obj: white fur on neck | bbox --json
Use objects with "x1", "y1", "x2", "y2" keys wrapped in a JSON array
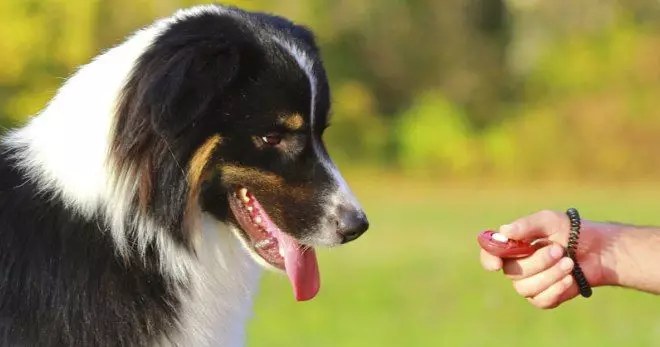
[{"x1": 169, "y1": 214, "x2": 262, "y2": 347}]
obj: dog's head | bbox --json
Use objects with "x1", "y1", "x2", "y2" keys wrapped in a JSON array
[{"x1": 111, "y1": 6, "x2": 368, "y2": 300}]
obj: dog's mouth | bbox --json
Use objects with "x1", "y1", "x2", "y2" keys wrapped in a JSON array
[{"x1": 227, "y1": 186, "x2": 320, "y2": 301}]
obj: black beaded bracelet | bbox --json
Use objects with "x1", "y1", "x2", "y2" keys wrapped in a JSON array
[{"x1": 565, "y1": 208, "x2": 593, "y2": 298}]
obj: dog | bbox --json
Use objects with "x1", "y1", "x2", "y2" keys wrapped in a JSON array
[{"x1": 0, "y1": 4, "x2": 369, "y2": 347}]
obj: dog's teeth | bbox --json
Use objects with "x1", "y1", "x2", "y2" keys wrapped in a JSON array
[
  {"x1": 238, "y1": 188, "x2": 249, "y2": 203},
  {"x1": 254, "y1": 216, "x2": 262, "y2": 225},
  {"x1": 247, "y1": 206, "x2": 253, "y2": 212},
  {"x1": 254, "y1": 238, "x2": 273, "y2": 249},
  {"x1": 278, "y1": 246, "x2": 285, "y2": 257}
]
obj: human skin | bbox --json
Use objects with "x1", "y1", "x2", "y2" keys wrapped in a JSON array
[{"x1": 479, "y1": 210, "x2": 660, "y2": 309}]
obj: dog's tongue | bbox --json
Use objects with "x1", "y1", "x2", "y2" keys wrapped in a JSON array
[
  {"x1": 231, "y1": 189, "x2": 320, "y2": 301},
  {"x1": 277, "y1": 232, "x2": 320, "y2": 301}
]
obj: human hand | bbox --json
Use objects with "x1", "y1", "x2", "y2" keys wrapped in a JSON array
[{"x1": 479, "y1": 210, "x2": 609, "y2": 309}]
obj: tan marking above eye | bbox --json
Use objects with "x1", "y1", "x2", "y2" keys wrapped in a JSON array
[{"x1": 279, "y1": 113, "x2": 304, "y2": 131}]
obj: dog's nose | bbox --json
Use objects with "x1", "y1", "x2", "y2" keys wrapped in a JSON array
[{"x1": 336, "y1": 206, "x2": 369, "y2": 244}]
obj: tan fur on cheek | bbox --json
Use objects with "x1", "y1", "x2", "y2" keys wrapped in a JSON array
[
  {"x1": 219, "y1": 164, "x2": 316, "y2": 230},
  {"x1": 185, "y1": 135, "x2": 222, "y2": 230},
  {"x1": 220, "y1": 165, "x2": 285, "y2": 190},
  {"x1": 219, "y1": 165, "x2": 314, "y2": 202},
  {"x1": 189, "y1": 135, "x2": 223, "y2": 188}
]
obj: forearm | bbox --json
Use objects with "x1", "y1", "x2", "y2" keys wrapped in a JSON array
[{"x1": 595, "y1": 221, "x2": 660, "y2": 294}]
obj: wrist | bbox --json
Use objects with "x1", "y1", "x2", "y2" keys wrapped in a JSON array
[{"x1": 580, "y1": 221, "x2": 624, "y2": 288}]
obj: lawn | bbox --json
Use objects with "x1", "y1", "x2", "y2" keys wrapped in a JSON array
[{"x1": 247, "y1": 176, "x2": 660, "y2": 347}]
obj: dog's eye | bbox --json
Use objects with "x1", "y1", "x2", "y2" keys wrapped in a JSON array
[{"x1": 260, "y1": 133, "x2": 282, "y2": 146}]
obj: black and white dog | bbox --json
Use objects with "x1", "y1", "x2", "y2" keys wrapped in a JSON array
[{"x1": 0, "y1": 4, "x2": 369, "y2": 346}]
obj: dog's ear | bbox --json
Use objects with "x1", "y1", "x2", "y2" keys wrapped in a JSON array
[
  {"x1": 131, "y1": 38, "x2": 241, "y2": 137},
  {"x1": 290, "y1": 24, "x2": 320, "y2": 52},
  {"x1": 257, "y1": 13, "x2": 318, "y2": 53}
]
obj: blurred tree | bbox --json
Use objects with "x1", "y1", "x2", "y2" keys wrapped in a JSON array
[
  {"x1": 0, "y1": 0, "x2": 99, "y2": 125},
  {"x1": 310, "y1": 0, "x2": 512, "y2": 129},
  {"x1": 1, "y1": 0, "x2": 660, "y2": 181}
]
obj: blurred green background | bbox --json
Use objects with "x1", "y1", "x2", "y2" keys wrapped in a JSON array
[{"x1": 2, "y1": 0, "x2": 660, "y2": 346}]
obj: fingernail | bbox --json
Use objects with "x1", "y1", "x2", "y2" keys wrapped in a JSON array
[
  {"x1": 499, "y1": 223, "x2": 516, "y2": 236},
  {"x1": 560, "y1": 257, "x2": 573, "y2": 271},
  {"x1": 549, "y1": 245, "x2": 564, "y2": 260}
]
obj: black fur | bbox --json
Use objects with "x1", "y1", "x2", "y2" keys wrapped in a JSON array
[{"x1": 0, "y1": 152, "x2": 180, "y2": 347}]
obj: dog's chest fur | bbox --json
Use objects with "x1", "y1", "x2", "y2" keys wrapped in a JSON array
[
  {"x1": 0, "y1": 156, "x2": 260, "y2": 347},
  {"x1": 170, "y1": 215, "x2": 262, "y2": 347}
]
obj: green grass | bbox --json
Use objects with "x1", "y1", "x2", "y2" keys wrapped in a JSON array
[{"x1": 247, "y1": 178, "x2": 660, "y2": 347}]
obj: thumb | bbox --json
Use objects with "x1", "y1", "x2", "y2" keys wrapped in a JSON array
[{"x1": 499, "y1": 210, "x2": 570, "y2": 242}]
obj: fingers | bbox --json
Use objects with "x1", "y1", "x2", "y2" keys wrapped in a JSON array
[
  {"x1": 511, "y1": 256, "x2": 574, "y2": 298},
  {"x1": 502, "y1": 243, "x2": 565, "y2": 280},
  {"x1": 480, "y1": 249, "x2": 503, "y2": 271},
  {"x1": 527, "y1": 274, "x2": 580, "y2": 309},
  {"x1": 499, "y1": 210, "x2": 569, "y2": 242},
  {"x1": 478, "y1": 209, "x2": 588, "y2": 311}
]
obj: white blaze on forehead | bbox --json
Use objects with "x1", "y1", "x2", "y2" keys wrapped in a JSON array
[
  {"x1": 271, "y1": 36, "x2": 362, "y2": 211},
  {"x1": 270, "y1": 37, "x2": 317, "y2": 129}
]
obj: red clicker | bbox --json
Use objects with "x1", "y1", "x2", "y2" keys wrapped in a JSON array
[{"x1": 477, "y1": 230, "x2": 536, "y2": 259}]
